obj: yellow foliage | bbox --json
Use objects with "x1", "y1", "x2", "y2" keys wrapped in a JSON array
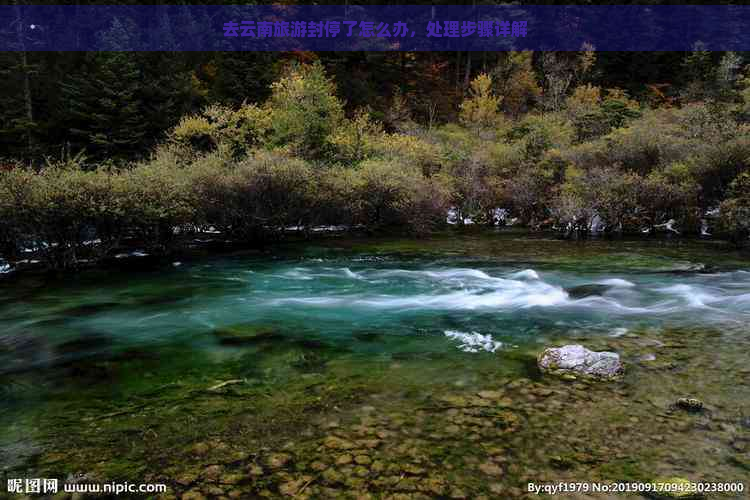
[{"x1": 459, "y1": 73, "x2": 502, "y2": 131}]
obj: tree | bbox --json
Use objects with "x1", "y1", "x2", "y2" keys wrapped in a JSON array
[
  {"x1": 492, "y1": 51, "x2": 541, "y2": 117},
  {"x1": 61, "y1": 52, "x2": 146, "y2": 160},
  {"x1": 459, "y1": 73, "x2": 501, "y2": 134},
  {"x1": 541, "y1": 45, "x2": 597, "y2": 113},
  {"x1": 266, "y1": 61, "x2": 344, "y2": 161}
]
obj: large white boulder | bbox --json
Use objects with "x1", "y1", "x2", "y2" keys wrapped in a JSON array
[{"x1": 538, "y1": 344, "x2": 624, "y2": 380}]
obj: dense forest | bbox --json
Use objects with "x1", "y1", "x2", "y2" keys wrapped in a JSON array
[{"x1": 1, "y1": 3, "x2": 750, "y2": 272}]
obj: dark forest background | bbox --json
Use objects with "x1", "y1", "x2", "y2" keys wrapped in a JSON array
[{"x1": 1, "y1": 0, "x2": 743, "y2": 163}]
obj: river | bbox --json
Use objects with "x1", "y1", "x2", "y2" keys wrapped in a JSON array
[{"x1": 1, "y1": 232, "x2": 748, "y2": 498}]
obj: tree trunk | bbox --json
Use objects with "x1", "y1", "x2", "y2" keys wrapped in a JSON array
[
  {"x1": 464, "y1": 52, "x2": 472, "y2": 91},
  {"x1": 13, "y1": 0, "x2": 34, "y2": 157},
  {"x1": 455, "y1": 51, "x2": 461, "y2": 93}
]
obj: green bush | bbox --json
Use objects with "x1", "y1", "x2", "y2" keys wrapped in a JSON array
[
  {"x1": 719, "y1": 172, "x2": 750, "y2": 244},
  {"x1": 508, "y1": 114, "x2": 575, "y2": 160},
  {"x1": 0, "y1": 164, "x2": 123, "y2": 269},
  {"x1": 170, "y1": 103, "x2": 270, "y2": 159},
  {"x1": 329, "y1": 108, "x2": 384, "y2": 165},
  {"x1": 190, "y1": 150, "x2": 316, "y2": 242},
  {"x1": 116, "y1": 158, "x2": 195, "y2": 253},
  {"x1": 552, "y1": 165, "x2": 643, "y2": 234},
  {"x1": 639, "y1": 162, "x2": 700, "y2": 231},
  {"x1": 348, "y1": 159, "x2": 450, "y2": 234}
]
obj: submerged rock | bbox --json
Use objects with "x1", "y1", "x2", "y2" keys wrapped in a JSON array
[
  {"x1": 565, "y1": 284, "x2": 612, "y2": 299},
  {"x1": 63, "y1": 301, "x2": 121, "y2": 317},
  {"x1": 213, "y1": 324, "x2": 279, "y2": 345},
  {"x1": 537, "y1": 345, "x2": 624, "y2": 381}
]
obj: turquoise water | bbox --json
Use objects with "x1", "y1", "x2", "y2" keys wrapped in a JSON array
[
  {"x1": 2, "y1": 245, "x2": 749, "y2": 368},
  {"x1": 1, "y1": 234, "x2": 749, "y2": 497}
]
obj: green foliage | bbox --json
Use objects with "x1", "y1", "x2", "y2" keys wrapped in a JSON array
[
  {"x1": 371, "y1": 133, "x2": 442, "y2": 174},
  {"x1": 509, "y1": 114, "x2": 575, "y2": 160},
  {"x1": 266, "y1": 61, "x2": 345, "y2": 161},
  {"x1": 492, "y1": 51, "x2": 541, "y2": 117},
  {"x1": 116, "y1": 159, "x2": 195, "y2": 253},
  {"x1": 640, "y1": 162, "x2": 700, "y2": 228},
  {"x1": 719, "y1": 172, "x2": 750, "y2": 244},
  {"x1": 347, "y1": 159, "x2": 450, "y2": 234},
  {"x1": 330, "y1": 108, "x2": 384, "y2": 165},
  {"x1": 566, "y1": 86, "x2": 641, "y2": 141},
  {"x1": 552, "y1": 166, "x2": 643, "y2": 234},
  {"x1": 5, "y1": 47, "x2": 750, "y2": 272},
  {"x1": 0, "y1": 164, "x2": 123, "y2": 269},
  {"x1": 170, "y1": 104, "x2": 270, "y2": 159},
  {"x1": 62, "y1": 51, "x2": 148, "y2": 160}
]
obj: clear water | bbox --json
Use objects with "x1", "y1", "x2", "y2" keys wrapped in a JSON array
[
  {"x1": 1, "y1": 233, "x2": 749, "y2": 496},
  {"x1": 3, "y1": 242, "x2": 748, "y2": 369}
]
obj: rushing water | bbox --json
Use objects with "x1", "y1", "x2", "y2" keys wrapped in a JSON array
[
  {"x1": 2, "y1": 240, "x2": 749, "y2": 368},
  {"x1": 1, "y1": 233, "x2": 749, "y2": 497}
]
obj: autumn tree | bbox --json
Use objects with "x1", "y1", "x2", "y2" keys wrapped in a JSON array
[{"x1": 459, "y1": 73, "x2": 502, "y2": 134}]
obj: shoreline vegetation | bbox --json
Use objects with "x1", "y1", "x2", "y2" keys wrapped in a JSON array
[{"x1": 2, "y1": 54, "x2": 750, "y2": 275}]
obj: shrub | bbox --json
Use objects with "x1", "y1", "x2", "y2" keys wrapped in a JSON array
[
  {"x1": 190, "y1": 150, "x2": 316, "y2": 242},
  {"x1": 509, "y1": 114, "x2": 575, "y2": 160},
  {"x1": 371, "y1": 133, "x2": 442, "y2": 175},
  {"x1": 552, "y1": 165, "x2": 642, "y2": 234},
  {"x1": 0, "y1": 164, "x2": 123, "y2": 269},
  {"x1": 116, "y1": 158, "x2": 195, "y2": 253},
  {"x1": 329, "y1": 108, "x2": 384, "y2": 165},
  {"x1": 170, "y1": 103, "x2": 271, "y2": 159},
  {"x1": 640, "y1": 163, "x2": 700, "y2": 229},
  {"x1": 349, "y1": 159, "x2": 450, "y2": 234},
  {"x1": 719, "y1": 172, "x2": 750, "y2": 244}
]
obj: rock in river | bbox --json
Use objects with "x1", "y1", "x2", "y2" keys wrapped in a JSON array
[
  {"x1": 537, "y1": 344, "x2": 624, "y2": 381},
  {"x1": 674, "y1": 397, "x2": 703, "y2": 413},
  {"x1": 212, "y1": 324, "x2": 279, "y2": 345},
  {"x1": 565, "y1": 284, "x2": 612, "y2": 299}
]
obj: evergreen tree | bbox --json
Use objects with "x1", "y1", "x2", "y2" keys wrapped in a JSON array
[{"x1": 61, "y1": 51, "x2": 147, "y2": 160}]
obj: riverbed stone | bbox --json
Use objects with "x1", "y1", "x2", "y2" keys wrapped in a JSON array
[
  {"x1": 181, "y1": 490, "x2": 207, "y2": 500},
  {"x1": 201, "y1": 465, "x2": 223, "y2": 482},
  {"x1": 323, "y1": 436, "x2": 355, "y2": 450},
  {"x1": 266, "y1": 453, "x2": 292, "y2": 469},
  {"x1": 645, "y1": 477, "x2": 704, "y2": 499},
  {"x1": 537, "y1": 344, "x2": 624, "y2": 380},
  {"x1": 478, "y1": 462, "x2": 503, "y2": 476},
  {"x1": 675, "y1": 397, "x2": 703, "y2": 412}
]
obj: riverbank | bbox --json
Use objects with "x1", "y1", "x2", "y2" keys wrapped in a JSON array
[{"x1": 1, "y1": 226, "x2": 746, "y2": 282}]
